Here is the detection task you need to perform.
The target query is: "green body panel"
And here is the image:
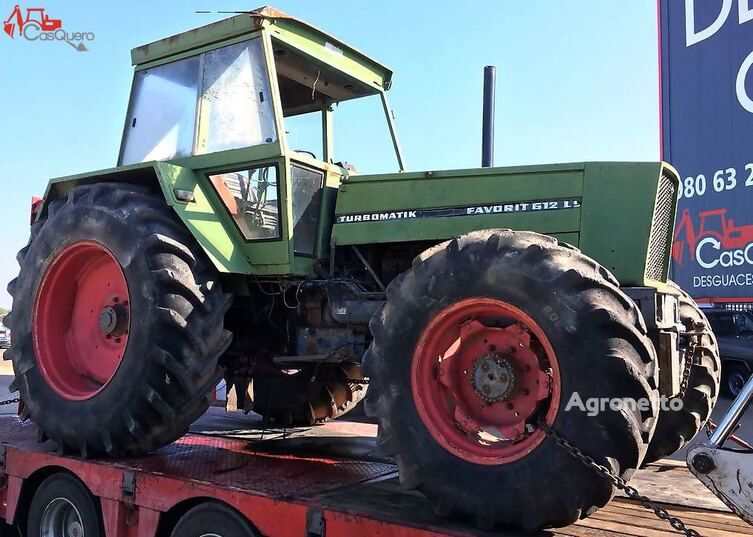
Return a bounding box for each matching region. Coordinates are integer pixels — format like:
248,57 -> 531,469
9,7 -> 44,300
153,163 -> 253,273
579,162 -> 665,284
333,162 -> 676,286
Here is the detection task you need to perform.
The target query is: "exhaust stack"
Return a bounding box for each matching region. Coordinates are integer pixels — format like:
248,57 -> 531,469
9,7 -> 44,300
481,66 -> 496,168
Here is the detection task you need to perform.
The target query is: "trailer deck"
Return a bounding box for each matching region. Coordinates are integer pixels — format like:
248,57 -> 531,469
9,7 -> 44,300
0,409 -> 749,537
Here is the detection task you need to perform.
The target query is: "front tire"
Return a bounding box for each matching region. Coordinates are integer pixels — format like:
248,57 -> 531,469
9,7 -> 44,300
5,183 -> 232,457
364,230 -> 659,532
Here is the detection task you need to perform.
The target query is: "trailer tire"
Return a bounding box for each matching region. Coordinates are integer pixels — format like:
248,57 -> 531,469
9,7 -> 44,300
170,502 -> 259,537
644,282 -> 721,463
5,183 -> 232,457
26,473 -> 104,537
364,230 -> 659,532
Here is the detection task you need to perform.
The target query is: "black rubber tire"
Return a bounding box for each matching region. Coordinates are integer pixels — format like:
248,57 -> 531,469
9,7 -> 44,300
364,230 -> 659,532
723,364 -> 749,399
643,282 -> 721,464
253,363 -> 367,426
170,502 -> 259,537
27,473 -> 104,537
5,183 -> 232,457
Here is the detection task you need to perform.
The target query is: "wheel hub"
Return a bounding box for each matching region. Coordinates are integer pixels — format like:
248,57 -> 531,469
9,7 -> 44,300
32,241 -> 131,401
471,354 -> 516,402
68,521 -> 83,537
411,297 -> 561,465
99,303 -> 128,337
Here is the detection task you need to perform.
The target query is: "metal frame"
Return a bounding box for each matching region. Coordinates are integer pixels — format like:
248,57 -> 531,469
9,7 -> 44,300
687,376 -> 753,524
0,418 -> 473,537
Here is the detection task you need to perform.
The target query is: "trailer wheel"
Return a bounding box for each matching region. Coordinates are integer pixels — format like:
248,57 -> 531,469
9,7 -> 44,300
364,230 -> 659,531
643,282 -> 721,464
170,502 -> 259,537
26,473 -> 104,537
4,183 -> 232,457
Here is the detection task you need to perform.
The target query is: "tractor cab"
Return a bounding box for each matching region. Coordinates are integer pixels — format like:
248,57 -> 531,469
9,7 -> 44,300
118,7 -> 403,273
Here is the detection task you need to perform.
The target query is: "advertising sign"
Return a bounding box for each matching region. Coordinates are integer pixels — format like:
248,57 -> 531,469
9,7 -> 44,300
660,0 -> 753,301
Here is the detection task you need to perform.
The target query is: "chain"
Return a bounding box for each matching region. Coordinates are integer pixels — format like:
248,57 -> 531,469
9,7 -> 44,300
677,345 -> 694,398
0,397 -> 19,406
538,418 -> 702,537
677,322 -> 703,398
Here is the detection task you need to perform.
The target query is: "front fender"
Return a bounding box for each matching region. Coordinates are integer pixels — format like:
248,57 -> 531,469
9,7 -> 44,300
40,162 -> 252,274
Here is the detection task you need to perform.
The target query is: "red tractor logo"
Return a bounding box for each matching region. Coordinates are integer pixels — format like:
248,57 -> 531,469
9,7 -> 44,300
672,207 -> 753,266
3,4 -> 62,39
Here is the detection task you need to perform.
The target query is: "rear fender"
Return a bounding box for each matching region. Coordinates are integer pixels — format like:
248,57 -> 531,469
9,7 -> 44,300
39,162 -> 252,274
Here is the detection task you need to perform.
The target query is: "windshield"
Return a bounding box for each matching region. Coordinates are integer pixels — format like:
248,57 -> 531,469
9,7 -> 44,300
121,38 -> 277,165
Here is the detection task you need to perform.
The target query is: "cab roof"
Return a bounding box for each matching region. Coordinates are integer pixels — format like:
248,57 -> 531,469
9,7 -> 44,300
130,6 -> 393,92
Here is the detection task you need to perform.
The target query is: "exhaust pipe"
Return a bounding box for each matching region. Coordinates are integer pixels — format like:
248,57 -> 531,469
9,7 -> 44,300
481,65 -> 496,168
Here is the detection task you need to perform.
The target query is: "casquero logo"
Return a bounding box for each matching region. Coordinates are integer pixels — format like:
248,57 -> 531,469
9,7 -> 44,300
2,4 -> 94,51
672,207 -> 753,269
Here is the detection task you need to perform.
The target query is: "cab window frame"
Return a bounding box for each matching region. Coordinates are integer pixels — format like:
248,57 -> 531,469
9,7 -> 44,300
206,162 -> 285,244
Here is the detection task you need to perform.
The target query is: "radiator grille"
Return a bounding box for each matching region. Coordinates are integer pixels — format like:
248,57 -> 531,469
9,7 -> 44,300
645,170 -> 677,281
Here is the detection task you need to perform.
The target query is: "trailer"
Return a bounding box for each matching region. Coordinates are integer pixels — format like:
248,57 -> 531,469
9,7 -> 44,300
0,409 -> 747,537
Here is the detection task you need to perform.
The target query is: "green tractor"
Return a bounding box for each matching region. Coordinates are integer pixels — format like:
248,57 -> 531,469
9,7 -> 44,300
6,7 -> 721,532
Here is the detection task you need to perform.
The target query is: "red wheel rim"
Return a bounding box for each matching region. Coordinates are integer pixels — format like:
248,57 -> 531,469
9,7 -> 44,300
411,298 -> 561,465
33,241 -> 130,401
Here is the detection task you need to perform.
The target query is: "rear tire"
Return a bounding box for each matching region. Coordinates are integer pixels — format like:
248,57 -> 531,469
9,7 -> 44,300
27,473 -> 104,537
5,183 -> 232,457
643,282 -> 721,464
170,502 -> 259,537
364,230 -> 659,531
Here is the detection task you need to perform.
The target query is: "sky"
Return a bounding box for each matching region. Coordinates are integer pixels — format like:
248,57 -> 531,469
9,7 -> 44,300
0,0 -> 660,309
